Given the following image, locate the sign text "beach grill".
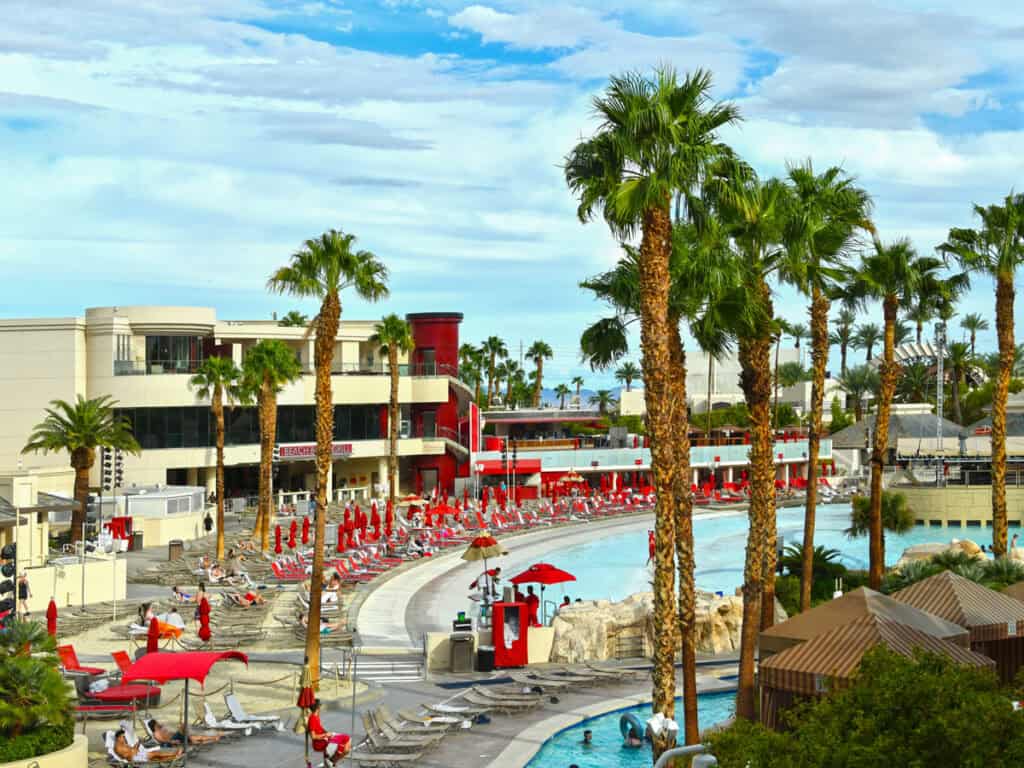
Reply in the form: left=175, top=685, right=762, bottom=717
left=276, top=442, right=353, bottom=461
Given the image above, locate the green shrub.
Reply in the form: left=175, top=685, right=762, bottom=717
left=0, top=720, right=74, bottom=762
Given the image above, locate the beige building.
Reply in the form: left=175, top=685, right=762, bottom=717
left=0, top=306, right=474, bottom=506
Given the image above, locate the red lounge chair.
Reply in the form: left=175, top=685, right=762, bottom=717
left=58, top=644, right=106, bottom=676
left=111, top=650, right=133, bottom=676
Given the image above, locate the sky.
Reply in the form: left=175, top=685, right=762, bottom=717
left=1, top=0, right=1022, bottom=388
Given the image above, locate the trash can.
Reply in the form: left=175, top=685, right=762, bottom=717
left=450, top=633, right=475, bottom=673
left=477, top=645, right=495, bottom=673
left=131, top=531, right=143, bottom=551
left=168, top=539, right=183, bottom=561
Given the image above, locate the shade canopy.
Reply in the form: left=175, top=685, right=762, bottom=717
left=759, top=587, right=969, bottom=655
left=510, top=563, right=576, bottom=586
left=461, top=533, right=505, bottom=562
left=894, top=570, right=1024, bottom=642
left=123, top=650, right=248, bottom=686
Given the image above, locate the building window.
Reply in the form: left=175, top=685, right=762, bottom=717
left=145, top=335, right=206, bottom=374
left=115, top=334, right=132, bottom=361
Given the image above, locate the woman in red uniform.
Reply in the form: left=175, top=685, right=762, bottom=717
left=306, top=699, right=351, bottom=766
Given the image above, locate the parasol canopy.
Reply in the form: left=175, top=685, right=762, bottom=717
left=510, top=563, right=576, bottom=586
left=123, top=650, right=248, bottom=686
left=461, top=533, right=506, bottom=562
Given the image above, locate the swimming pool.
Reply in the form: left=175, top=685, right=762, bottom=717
left=544, top=503, right=982, bottom=602
left=527, top=691, right=735, bottom=768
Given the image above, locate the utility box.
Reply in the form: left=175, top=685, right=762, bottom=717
left=449, top=633, right=475, bottom=673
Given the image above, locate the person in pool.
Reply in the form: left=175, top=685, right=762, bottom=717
left=581, top=729, right=593, bottom=747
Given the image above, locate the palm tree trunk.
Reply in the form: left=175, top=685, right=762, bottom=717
left=213, top=386, right=226, bottom=560
left=772, top=334, right=781, bottom=430
left=706, top=354, right=713, bottom=435
left=487, top=357, right=496, bottom=405
left=70, top=448, right=93, bottom=545
left=869, top=297, right=899, bottom=588
left=970, top=331, right=977, bottom=357
left=992, top=274, right=1015, bottom=558
left=533, top=360, right=543, bottom=407
left=916, top=321, right=923, bottom=345
left=637, top=202, right=678, bottom=761
left=388, top=348, right=399, bottom=508
left=800, top=289, right=829, bottom=613
left=559, top=393, right=566, bottom=409
left=474, top=378, right=481, bottom=405
left=840, top=342, right=848, bottom=377
left=258, top=382, right=278, bottom=553
left=669, top=325, right=698, bottom=745
left=305, top=291, right=341, bottom=687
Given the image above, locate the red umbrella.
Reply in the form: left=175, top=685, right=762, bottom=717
left=463, top=486, right=469, bottom=506
left=147, top=616, right=161, bottom=654
left=510, top=563, right=576, bottom=625
left=385, top=499, right=394, bottom=538
left=301, top=516, right=310, bottom=545
left=198, top=597, right=211, bottom=642
left=288, top=519, right=298, bottom=549
left=337, top=523, right=346, bottom=553
left=274, top=525, right=282, bottom=555
left=482, top=486, right=490, bottom=509
left=370, top=505, right=381, bottom=539
left=46, top=599, right=57, bottom=637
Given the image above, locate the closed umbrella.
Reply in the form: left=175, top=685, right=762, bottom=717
left=146, top=616, right=160, bottom=654
left=337, top=522, right=345, bottom=553
left=198, top=597, right=211, bottom=642
left=274, top=525, right=282, bottom=555
left=384, top=499, right=394, bottom=539
left=482, top=486, right=490, bottom=509
left=370, top=505, right=381, bottom=540
left=46, top=599, right=58, bottom=638
left=510, top=563, right=576, bottom=625
left=301, top=516, right=310, bottom=545
left=288, top=519, right=298, bottom=550
left=297, top=660, right=316, bottom=763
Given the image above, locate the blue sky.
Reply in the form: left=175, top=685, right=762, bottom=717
left=1, top=0, right=1022, bottom=388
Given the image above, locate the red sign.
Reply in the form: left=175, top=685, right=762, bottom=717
left=974, top=426, right=992, bottom=436
left=277, top=442, right=353, bottom=460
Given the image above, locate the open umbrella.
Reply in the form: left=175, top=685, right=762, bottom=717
left=510, top=563, right=576, bottom=625
left=46, top=599, right=57, bottom=638
left=462, top=532, right=507, bottom=603
left=197, top=597, right=211, bottom=642
left=146, top=616, right=160, bottom=654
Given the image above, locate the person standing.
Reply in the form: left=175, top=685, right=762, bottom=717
left=204, top=511, right=214, bottom=536
left=525, top=585, right=540, bottom=627
left=17, top=572, right=31, bottom=619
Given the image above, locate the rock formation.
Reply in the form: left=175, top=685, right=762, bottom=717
left=894, top=539, right=985, bottom=569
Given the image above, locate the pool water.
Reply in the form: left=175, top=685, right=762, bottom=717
left=550, top=503, right=975, bottom=602
left=527, top=692, right=735, bottom=768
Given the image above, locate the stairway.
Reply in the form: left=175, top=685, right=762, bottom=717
left=324, top=653, right=425, bottom=685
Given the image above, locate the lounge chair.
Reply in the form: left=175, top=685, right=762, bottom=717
left=224, top=693, right=282, bottom=730
left=361, top=712, right=441, bottom=752
left=386, top=706, right=462, bottom=731
left=582, top=661, right=643, bottom=680
left=463, top=690, right=539, bottom=713
left=423, top=701, right=490, bottom=718
left=202, top=703, right=253, bottom=735
left=58, top=644, right=105, bottom=676
left=526, top=669, right=598, bottom=685
left=509, top=670, right=571, bottom=690
left=369, top=710, right=446, bottom=746
left=347, top=748, right=424, bottom=767
left=471, top=685, right=542, bottom=702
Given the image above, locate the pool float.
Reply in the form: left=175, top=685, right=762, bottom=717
left=619, top=712, right=646, bottom=742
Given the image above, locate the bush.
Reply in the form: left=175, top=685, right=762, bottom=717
left=706, top=648, right=1024, bottom=767
left=0, top=720, right=74, bottom=762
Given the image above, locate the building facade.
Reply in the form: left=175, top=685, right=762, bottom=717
left=0, top=307, right=473, bottom=502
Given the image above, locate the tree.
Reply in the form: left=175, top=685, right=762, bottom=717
left=554, top=383, right=571, bottom=409
left=503, top=359, right=521, bottom=406
left=847, top=491, right=915, bottom=538
left=572, top=375, right=584, bottom=401
left=894, top=320, right=913, bottom=347
left=482, top=336, right=508, bottom=405
left=946, top=341, right=972, bottom=424
left=940, top=193, right=1024, bottom=558
left=242, top=340, right=302, bottom=551
left=896, top=361, right=930, bottom=403
left=845, top=236, right=956, bottom=588
left=525, top=340, right=553, bottom=407
left=836, top=364, right=879, bottom=421
left=788, top=322, right=808, bottom=350
left=831, top=307, right=857, bottom=375
left=566, top=66, right=738, bottom=752
left=23, top=395, right=140, bottom=544
left=615, top=361, right=641, bottom=391
left=372, top=315, right=414, bottom=512
left=854, top=322, right=881, bottom=362
left=589, top=389, right=617, bottom=414
left=190, top=357, right=242, bottom=559
left=778, top=361, right=807, bottom=388
left=960, top=312, right=989, bottom=356
left=268, top=228, right=388, bottom=685
left=278, top=310, right=308, bottom=327
left=905, top=300, right=933, bottom=344
left=459, top=343, right=485, bottom=404
left=828, top=396, right=853, bottom=433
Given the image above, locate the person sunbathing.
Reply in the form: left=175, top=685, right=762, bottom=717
left=207, top=564, right=226, bottom=582
left=148, top=719, right=222, bottom=746
left=228, top=591, right=265, bottom=607
left=171, top=586, right=193, bottom=603
left=113, top=730, right=182, bottom=763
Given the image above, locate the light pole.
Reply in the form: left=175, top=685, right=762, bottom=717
left=935, top=323, right=946, bottom=473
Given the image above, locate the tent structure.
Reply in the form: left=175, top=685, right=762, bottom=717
left=894, top=570, right=1024, bottom=682
left=759, top=587, right=969, bottom=658
left=1002, top=579, right=1024, bottom=604
left=759, top=614, right=994, bottom=730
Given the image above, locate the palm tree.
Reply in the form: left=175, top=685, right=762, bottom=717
left=896, top=361, right=930, bottom=403
left=502, top=360, right=521, bottom=406
left=278, top=310, right=309, bottom=327
left=372, top=315, right=414, bottom=512
left=267, top=228, right=388, bottom=684
left=941, top=195, right=1024, bottom=558
left=242, top=340, right=302, bottom=551
left=788, top=321, right=808, bottom=351
left=566, top=66, right=738, bottom=749
left=854, top=322, right=881, bottom=362
left=615, top=361, right=641, bottom=392
left=945, top=341, right=972, bottom=424
left=961, top=312, right=990, bottom=356
left=554, top=383, right=571, bottom=409
left=525, top=340, right=553, bottom=407
left=847, top=491, right=915, bottom=538
left=589, top=389, right=617, bottom=414
left=905, top=300, right=933, bottom=345
left=459, top=343, right=485, bottom=404
left=493, top=360, right=509, bottom=406
left=778, top=361, right=806, bottom=388
left=190, top=357, right=242, bottom=559
left=481, top=336, right=508, bottom=405
left=845, top=237, right=955, bottom=587
left=894, top=320, right=913, bottom=347
left=836, top=364, right=880, bottom=421
left=572, top=375, right=584, bottom=402
left=832, top=308, right=857, bottom=375
left=23, top=395, right=140, bottom=544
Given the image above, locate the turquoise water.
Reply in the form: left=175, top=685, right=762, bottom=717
left=551, top=503, right=981, bottom=602
left=527, top=692, right=735, bottom=768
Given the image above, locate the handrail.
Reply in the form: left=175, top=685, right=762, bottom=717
left=653, top=743, right=714, bottom=768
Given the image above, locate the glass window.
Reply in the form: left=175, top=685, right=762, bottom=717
left=182, top=407, right=199, bottom=448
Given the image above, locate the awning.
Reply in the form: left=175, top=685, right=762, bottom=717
left=122, top=650, right=248, bottom=686
left=475, top=459, right=541, bottom=475
left=893, top=570, right=1024, bottom=642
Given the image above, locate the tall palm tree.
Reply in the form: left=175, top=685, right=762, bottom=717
left=502, top=360, right=521, bottom=406
left=571, top=375, right=584, bottom=403
left=946, top=341, right=972, bottom=425
left=896, top=361, right=931, bottom=403
left=894, top=320, right=913, bottom=347
left=836, top=364, right=880, bottom=421
left=961, top=312, right=990, bottom=356
left=854, top=322, right=881, bottom=362
left=268, top=228, right=388, bottom=683
left=459, top=343, right=485, bottom=404
left=832, top=307, right=857, bottom=375
left=525, top=340, right=553, bottom=407
left=278, top=310, right=309, bottom=327
left=905, top=300, right=933, bottom=345
left=493, top=360, right=509, bottom=405
left=23, top=395, right=140, bottom=544
left=190, top=357, right=242, bottom=559
left=372, top=315, right=414, bottom=511
left=481, top=337, right=508, bottom=405
left=241, top=340, right=302, bottom=550
left=566, top=66, right=738, bottom=751
left=788, top=321, right=808, bottom=351
left=589, top=389, right=617, bottom=414
left=941, top=194, right=1024, bottom=556
left=846, top=237, right=954, bottom=586
left=554, top=383, right=571, bottom=409
left=615, top=361, right=641, bottom=391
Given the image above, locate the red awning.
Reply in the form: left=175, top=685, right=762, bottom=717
left=476, top=459, right=542, bottom=476
left=122, top=650, right=248, bottom=686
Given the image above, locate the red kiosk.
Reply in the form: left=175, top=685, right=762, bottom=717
left=492, top=601, right=529, bottom=668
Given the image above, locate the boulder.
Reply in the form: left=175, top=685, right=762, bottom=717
left=895, top=539, right=985, bottom=570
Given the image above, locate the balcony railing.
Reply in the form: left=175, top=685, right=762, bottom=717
left=330, top=361, right=460, bottom=378
left=114, top=360, right=204, bottom=376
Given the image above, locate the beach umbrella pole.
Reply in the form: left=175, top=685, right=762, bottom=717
left=183, top=679, right=190, bottom=767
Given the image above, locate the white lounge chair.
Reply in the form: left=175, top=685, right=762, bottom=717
left=203, top=703, right=253, bottom=734
left=224, top=693, right=283, bottom=730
